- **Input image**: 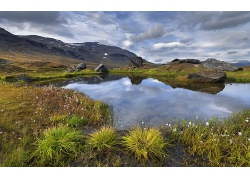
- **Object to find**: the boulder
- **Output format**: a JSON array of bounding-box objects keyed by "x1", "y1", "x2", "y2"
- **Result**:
[
  {"x1": 129, "y1": 56, "x2": 144, "y2": 68},
  {"x1": 188, "y1": 70, "x2": 227, "y2": 83},
  {"x1": 76, "y1": 63, "x2": 86, "y2": 70},
  {"x1": 95, "y1": 64, "x2": 109, "y2": 72},
  {"x1": 203, "y1": 58, "x2": 240, "y2": 71},
  {"x1": 171, "y1": 58, "x2": 200, "y2": 64}
]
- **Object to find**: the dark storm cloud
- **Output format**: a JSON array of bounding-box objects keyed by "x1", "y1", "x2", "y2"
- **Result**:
[
  {"x1": 0, "y1": 11, "x2": 67, "y2": 25},
  {"x1": 177, "y1": 11, "x2": 250, "y2": 31},
  {"x1": 242, "y1": 37, "x2": 249, "y2": 41},
  {"x1": 131, "y1": 24, "x2": 164, "y2": 42},
  {"x1": 228, "y1": 51, "x2": 237, "y2": 54},
  {"x1": 0, "y1": 11, "x2": 74, "y2": 39}
]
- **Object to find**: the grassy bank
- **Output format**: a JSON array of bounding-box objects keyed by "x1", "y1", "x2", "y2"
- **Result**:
[
  {"x1": 1, "y1": 80, "x2": 250, "y2": 167},
  {"x1": 110, "y1": 66, "x2": 250, "y2": 83}
]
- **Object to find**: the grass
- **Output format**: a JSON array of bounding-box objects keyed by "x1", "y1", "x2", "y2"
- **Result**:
[
  {"x1": 226, "y1": 67, "x2": 250, "y2": 83},
  {"x1": 122, "y1": 126, "x2": 169, "y2": 164},
  {"x1": 1, "y1": 60, "x2": 250, "y2": 167},
  {"x1": 86, "y1": 126, "x2": 118, "y2": 152},
  {"x1": 162, "y1": 110, "x2": 250, "y2": 166},
  {"x1": 31, "y1": 124, "x2": 83, "y2": 166}
]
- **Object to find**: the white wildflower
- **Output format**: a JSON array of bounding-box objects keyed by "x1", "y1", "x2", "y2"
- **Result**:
[
  {"x1": 142, "y1": 121, "x2": 144, "y2": 125},
  {"x1": 189, "y1": 122, "x2": 192, "y2": 125},
  {"x1": 173, "y1": 128, "x2": 177, "y2": 132},
  {"x1": 0, "y1": 131, "x2": 3, "y2": 134},
  {"x1": 169, "y1": 124, "x2": 171, "y2": 127},
  {"x1": 206, "y1": 122, "x2": 209, "y2": 126},
  {"x1": 229, "y1": 139, "x2": 233, "y2": 144},
  {"x1": 245, "y1": 119, "x2": 249, "y2": 123},
  {"x1": 248, "y1": 138, "x2": 250, "y2": 142},
  {"x1": 238, "y1": 132, "x2": 242, "y2": 136}
]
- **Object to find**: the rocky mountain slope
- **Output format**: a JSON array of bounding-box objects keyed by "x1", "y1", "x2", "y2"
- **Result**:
[{"x1": 0, "y1": 28, "x2": 152, "y2": 68}]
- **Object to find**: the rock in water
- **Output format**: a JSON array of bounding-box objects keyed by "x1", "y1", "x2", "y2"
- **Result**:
[
  {"x1": 188, "y1": 70, "x2": 227, "y2": 83},
  {"x1": 95, "y1": 64, "x2": 109, "y2": 72},
  {"x1": 203, "y1": 58, "x2": 240, "y2": 71},
  {"x1": 76, "y1": 63, "x2": 86, "y2": 70}
]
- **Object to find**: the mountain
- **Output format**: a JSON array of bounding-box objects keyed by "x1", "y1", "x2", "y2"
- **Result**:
[
  {"x1": 0, "y1": 28, "x2": 153, "y2": 68},
  {"x1": 228, "y1": 60, "x2": 250, "y2": 68}
]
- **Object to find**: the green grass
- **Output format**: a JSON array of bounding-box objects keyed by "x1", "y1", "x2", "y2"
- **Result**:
[
  {"x1": 66, "y1": 115, "x2": 89, "y2": 127},
  {"x1": 122, "y1": 126, "x2": 169, "y2": 164},
  {"x1": 163, "y1": 110, "x2": 250, "y2": 166},
  {"x1": 31, "y1": 124, "x2": 84, "y2": 166},
  {"x1": 1, "y1": 64, "x2": 250, "y2": 166},
  {"x1": 86, "y1": 126, "x2": 118, "y2": 152}
]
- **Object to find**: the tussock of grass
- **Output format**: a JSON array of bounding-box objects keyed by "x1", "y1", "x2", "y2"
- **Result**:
[
  {"x1": 122, "y1": 126, "x2": 168, "y2": 164},
  {"x1": 32, "y1": 124, "x2": 83, "y2": 166},
  {"x1": 87, "y1": 126, "x2": 118, "y2": 152}
]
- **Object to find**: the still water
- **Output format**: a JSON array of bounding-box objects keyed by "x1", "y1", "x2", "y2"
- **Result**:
[{"x1": 62, "y1": 74, "x2": 250, "y2": 129}]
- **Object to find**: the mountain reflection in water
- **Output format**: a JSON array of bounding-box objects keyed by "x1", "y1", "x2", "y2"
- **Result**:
[{"x1": 63, "y1": 74, "x2": 250, "y2": 129}]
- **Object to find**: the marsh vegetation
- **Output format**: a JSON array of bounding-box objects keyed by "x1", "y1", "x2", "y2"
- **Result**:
[{"x1": 0, "y1": 62, "x2": 250, "y2": 167}]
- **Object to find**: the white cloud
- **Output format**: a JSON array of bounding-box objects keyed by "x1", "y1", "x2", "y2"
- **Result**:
[
  {"x1": 152, "y1": 42, "x2": 186, "y2": 50},
  {"x1": 123, "y1": 40, "x2": 133, "y2": 47}
]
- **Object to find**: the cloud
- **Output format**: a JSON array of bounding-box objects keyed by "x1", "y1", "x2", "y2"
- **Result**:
[
  {"x1": 154, "y1": 59, "x2": 163, "y2": 63},
  {"x1": 152, "y1": 42, "x2": 185, "y2": 50},
  {"x1": 85, "y1": 12, "x2": 113, "y2": 25},
  {"x1": 0, "y1": 11, "x2": 75, "y2": 39},
  {"x1": 0, "y1": 11, "x2": 67, "y2": 25},
  {"x1": 130, "y1": 24, "x2": 164, "y2": 42},
  {"x1": 177, "y1": 11, "x2": 250, "y2": 31},
  {"x1": 201, "y1": 13, "x2": 250, "y2": 30},
  {"x1": 123, "y1": 40, "x2": 133, "y2": 47},
  {"x1": 180, "y1": 37, "x2": 193, "y2": 44},
  {"x1": 228, "y1": 51, "x2": 237, "y2": 54}
]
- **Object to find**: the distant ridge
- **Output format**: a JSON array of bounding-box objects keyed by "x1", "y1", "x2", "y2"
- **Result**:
[
  {"x1": 0, "y1": 27, "x2": 154, "y2": 68},
  {"x1": 228, "y1": 60, "x2": 250, "y2": 67}
]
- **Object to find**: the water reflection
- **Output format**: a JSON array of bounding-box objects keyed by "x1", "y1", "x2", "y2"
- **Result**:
[{"x1": 63, "y1": 75, "x2": 250, "y2": 129}]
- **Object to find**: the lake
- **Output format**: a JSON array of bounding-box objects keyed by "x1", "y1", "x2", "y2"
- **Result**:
[{"x1": 62, "y1": 74, "x2": 250, "y2": 129}]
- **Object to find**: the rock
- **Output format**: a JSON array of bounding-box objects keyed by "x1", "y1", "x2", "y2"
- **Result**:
[
  {"x1": 171, "y1": 58, "x2": 200, "y2": 64},
  {"x1": 16, "y1": 74, "x2": 34, "y2": 83},
  {"x1": 95, "y1": 64, "x2": 109, "y2": 72},
  {"x1": 188, "y1": 70, "x2": 227, "y2": 83},
  {"x1": 76, "y1": 63, "x2": 86, "y2": 70},
  {"x1": 203, "y1": 58, "x2": 240, "y2": 71},
  {"x1": 129, "y1": 56, "x2": 144, "y2": 68}
]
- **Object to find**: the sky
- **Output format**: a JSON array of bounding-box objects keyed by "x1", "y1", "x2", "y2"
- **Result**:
[{"x1": 1, "y1": 1, "x2": 250, "y2": 64}]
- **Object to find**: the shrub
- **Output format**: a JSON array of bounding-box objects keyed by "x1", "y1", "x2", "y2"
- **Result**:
[
  {"x1": 122, "y1": 126, "x2": 168, "y2": 164},
  {"x1": 32, "y1": 124, "x2": 83, "y2": 166}
]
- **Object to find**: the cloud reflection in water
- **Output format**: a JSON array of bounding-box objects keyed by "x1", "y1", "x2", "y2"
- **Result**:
[{"x1": 64, "y1": 77, "x2": 250, "y2": 129}]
